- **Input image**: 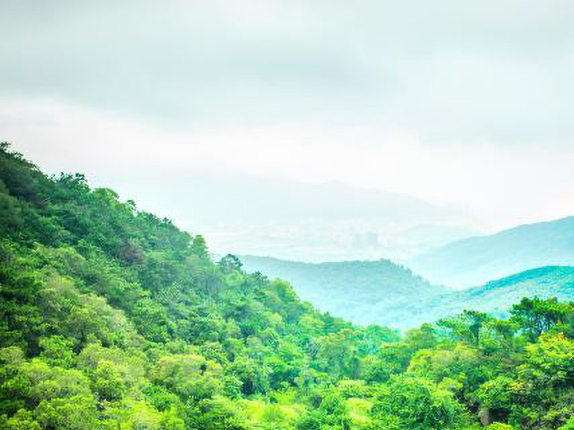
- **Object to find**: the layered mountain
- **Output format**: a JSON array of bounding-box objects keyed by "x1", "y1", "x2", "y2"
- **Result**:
[
  {"x1": 409, "y1": 216, "x2": 574, "y2": 288},
  {"x1": 239, "y1": 255, "x2": 448, "y2": 325},
  {"x1": 360, "y1": 266, "x2": 574, "y2": 329},
  {"x1": 241, "y1": 253, "x2": 574, "y2": 329}
]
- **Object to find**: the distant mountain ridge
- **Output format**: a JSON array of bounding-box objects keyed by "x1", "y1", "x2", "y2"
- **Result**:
[
  {"x1": 409, "y1": 216, "x2": 574, "y2": 288},
  {"x1": 363, "y1": 266, "x2": 574, "y2": 328},
  {"x1": 241, "y1": 254, "x2": 574, "y2": 330},
  {"x1": 239, "y1": 255, "x2": 447, "y2": 325}
]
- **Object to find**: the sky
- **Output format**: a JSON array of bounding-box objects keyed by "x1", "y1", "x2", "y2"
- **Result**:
[{"x1": 1, "y1": 0, "x2": 574, "y2": 256}]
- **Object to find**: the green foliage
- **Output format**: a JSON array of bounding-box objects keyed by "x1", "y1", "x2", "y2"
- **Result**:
[
  {"x1": 151, "y1": 353, "x2": 224, "y2": 399},
  {"x1": 511, "y1": 297, "x2": 573, "y2": 341},
  {"x1": 91, "y1": 360, "x2": 126, "y2": 401},
  {"x1": 371, "y1": 375, "x2": 465, "y2": 430},
  {"x1": 39, "y1": 336, "x2": 76, "y2": 368}
]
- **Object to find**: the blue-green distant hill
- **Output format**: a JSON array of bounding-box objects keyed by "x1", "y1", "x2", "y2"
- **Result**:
[
  {"x1": 239, "y1": 255, "x2": 448, "y2": 325},
  {"x1": 409, "y1": 216, "x2": 574, "y2": 288},
  {"x1": 359, "y1": 266, "x2": 574, "y2": 328},
  {"x1": 241, "y1": 254, "x2": 574, "y2": 329}
]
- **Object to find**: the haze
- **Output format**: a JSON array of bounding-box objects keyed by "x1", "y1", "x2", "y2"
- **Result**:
[{"x1": 2, "y1": 0, "x2": 574, "y2": 260}]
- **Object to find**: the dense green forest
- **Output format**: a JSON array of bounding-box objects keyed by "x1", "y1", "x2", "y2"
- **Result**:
[
  {"x1": 3, "y1": 143, "x2": 574, "y2": 429},
  {"x1": 239, "y1": 255, "x2": 445, "y2": 327}
]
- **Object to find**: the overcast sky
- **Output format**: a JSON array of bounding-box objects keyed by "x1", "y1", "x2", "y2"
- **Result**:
[{"x1": 1, "y1": 0, "x2": 574, "y2": 233}]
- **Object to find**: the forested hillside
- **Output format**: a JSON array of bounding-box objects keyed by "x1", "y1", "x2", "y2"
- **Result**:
[
  {"x1": 4, "y1": 143, "x2": 574, "y2": 429},
  {"x1": 410, "y1": 217, "x2": 574, "y2": 287},
  {"x1": 240, "y1": 257, "x2": 574, "y2": 329},
  {"x1": 239, "y1": 255, "x2": 446, "y2": 325}
]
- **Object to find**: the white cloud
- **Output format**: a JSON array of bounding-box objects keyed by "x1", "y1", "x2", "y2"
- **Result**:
[
  {"x1": 1, "y1": 0, "x2": 573, "y2": 142},
  {"x1": 3, "y1": 97, "x2": 574, "y2": 232}
]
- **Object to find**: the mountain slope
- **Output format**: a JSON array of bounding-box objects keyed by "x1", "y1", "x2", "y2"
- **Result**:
[
  {"x1": 0, "y1": 143, "x2": 403, "y2": 429},
  {"x1": 359, "y1": 266, "x2": 574, "y2": 328},
  {"x1": 409, "y1": 216, "x2": 574, "y2": 288},
  {"x1": 239, "y1": 255, "x2": 447, "y2": 325}
]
